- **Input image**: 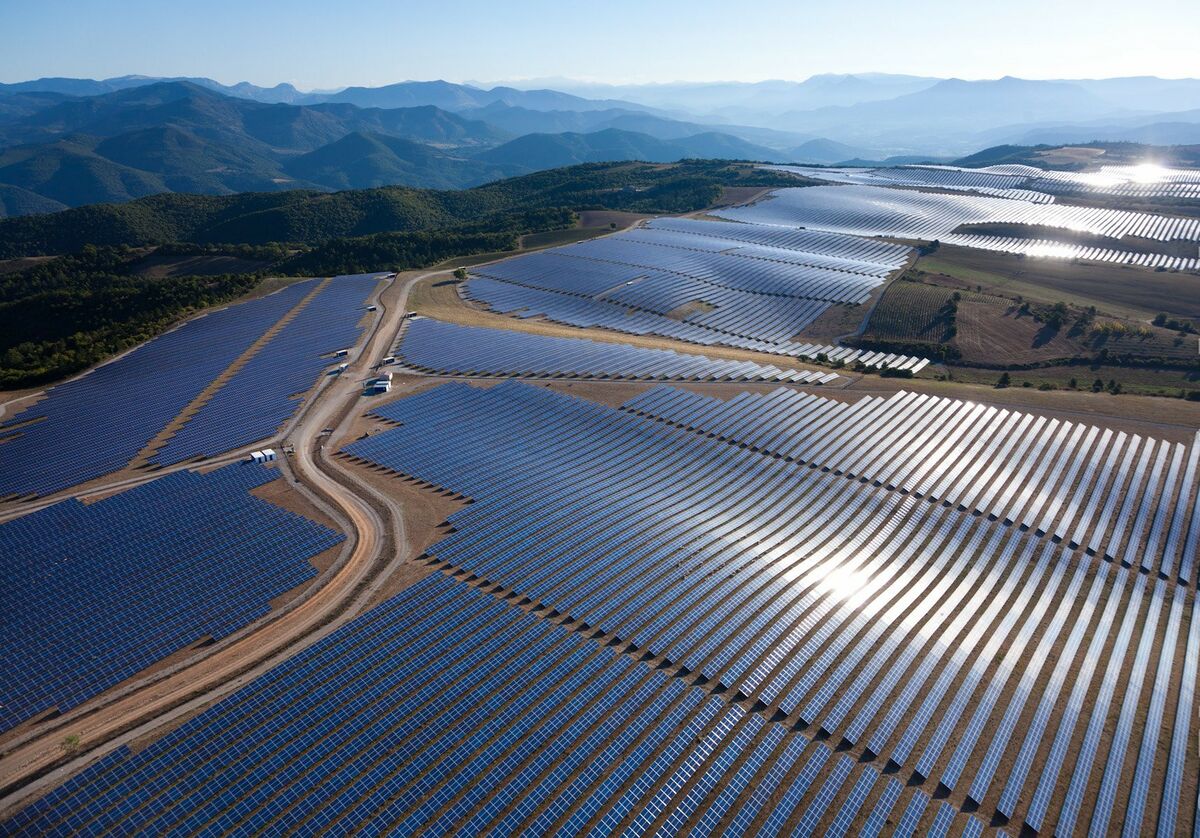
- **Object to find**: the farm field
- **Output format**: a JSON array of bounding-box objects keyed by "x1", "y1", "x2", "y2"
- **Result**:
[{"x1": 917, "y1": 244, "x2": 1200, "y2": 320}]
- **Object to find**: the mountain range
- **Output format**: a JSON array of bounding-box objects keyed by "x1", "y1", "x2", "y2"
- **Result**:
[{"x1": 0, "y1": 73, "x2": 1198, "y2": 216}]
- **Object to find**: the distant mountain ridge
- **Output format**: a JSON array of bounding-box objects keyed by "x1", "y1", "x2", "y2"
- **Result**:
[
  {"x1": 0, "y1": 82, "x2": 794, "y2": 214},
  {"x1": 2, "y1": 72, "x2": 1200, "y2": 215}
]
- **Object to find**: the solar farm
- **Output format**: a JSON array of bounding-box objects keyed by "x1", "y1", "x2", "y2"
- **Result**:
[
  {"x1": 463, "y1": 217, "x2": 927, "y2": 370},
  {"x1": 716, "y1": 183, "x2": 1200, "y2": 271},
  {"x1": 2, "y1": 175, "x2": 1199, "y2": 838},
  {"x1": 0, "y1": 274, "x2": 381, "y2": 500}
]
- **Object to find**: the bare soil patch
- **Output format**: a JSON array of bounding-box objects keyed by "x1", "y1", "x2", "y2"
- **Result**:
[
  {"x1": 793, "y1": 301, "x2": 870, "y2": 344},
  {"x1": 953, "y1": 299, "x2": 1079, "y2": 364},
  {"x1": 711, "y1": 186, "x2": 776, "y2": 207},
  {"x1": 917, "y1": 245, "x2": 1200, "y2": 320},
  {"x1": 577, "y1": 210, "x2": 651, "y2": 229},
  {"x1": 0, "y1": 256, "x2": 54, "y2": 275}
]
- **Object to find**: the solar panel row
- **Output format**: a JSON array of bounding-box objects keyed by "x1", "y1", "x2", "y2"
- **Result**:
[
  {"x1": 0, "y1": 281, "x2": 316, "y2": 498},
  {"x1": 771, "y1": 162, "x2": 1200, "y2": 201},
  {"x1": 3, "y1": 572, "x2": 950, "y2": 836},
  {"x1": 0, "y1": 273, "x2": 382, "y2": 499},
  {"x1": 151, "y1": 274, "x2": 381, "y2": 465},
  {"x1": 622, "y1": 385, "x2": 1199, "y2": 576},
  {"x1": 393, "y1": 318, "x2": 841, "y2": 383},
  {"x1": 463, "y1": 217, "x2": 925, "y2": 370},
  {"x1": 0, "y1": 463, "x2": 342, "y2": 733},
  {"x1": 716, "y1": 184, "x2": 1200, "y2": 271},
  {"x1": 335, "y1": 380, "x2": 1196, "y2": 834}
]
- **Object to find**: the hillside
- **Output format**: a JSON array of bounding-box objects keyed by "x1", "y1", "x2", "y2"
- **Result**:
[
  {"x1": 0, "y1": 160, "x2": 802, "y2": 386},
  {"x1": 0, "y1": 160, "x2": 802, "y2": 255},
  {"x1": 954, "y1": 142, "x2": 1200, "y2": 170},
  {"x1": 477, "y1": 128, "x2": 780, "y2": 171},
  {"x1": 0, "y1": 82, "x2": 791, "y2": 214},
  {"x1": 282, "y1": 132, "x2": 518, "y2": 190}
]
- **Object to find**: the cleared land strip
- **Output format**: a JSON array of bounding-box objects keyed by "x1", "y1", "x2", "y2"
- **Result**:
[{"x1": 130, "y1": 277, "x2": 332, "y2": 468}]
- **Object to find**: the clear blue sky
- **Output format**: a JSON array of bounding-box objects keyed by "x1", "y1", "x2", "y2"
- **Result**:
[{"x1": 2, "y1": 0, "x2": 1197, "y2": 88}]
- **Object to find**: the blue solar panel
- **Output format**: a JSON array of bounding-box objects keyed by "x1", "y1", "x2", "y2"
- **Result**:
[
  {"x1": 152, "y1": 274, "x2": 380, "y2": 465},
  {"x1": 0, "y1": 282, "x2": 315, "y2": 498},
  {"x1": 0, "y1": 463, "x2": 341, "y2": 732}
]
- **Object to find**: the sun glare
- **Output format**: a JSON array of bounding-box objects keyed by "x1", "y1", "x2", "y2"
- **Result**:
[
  {"x1": 1128, "y1": 162, "x2": 1169, "y2": 184},
  {"x1": 819, "y1": 563, "x2": 873, "y2": 601}
]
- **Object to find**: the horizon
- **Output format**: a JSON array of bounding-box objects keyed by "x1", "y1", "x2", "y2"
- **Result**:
[
  {"x1": 8, "y1": 71, "x2": 1200, "y2": 96},
  {"x1": 3, "y1": 0, "x2": 1198, "y2": 88}
]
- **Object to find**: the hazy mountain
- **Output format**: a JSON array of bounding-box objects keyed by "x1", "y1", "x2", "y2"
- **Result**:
[
  {"x1": 476, "y1": 127, "x2": 780, "y2": 171},
  {"x1": 303, "y1": 80, "x2": 650, "y2": 114},
  {"x1": 776, "y1": 77, "x2": 1135, "y2": 152},
  {"x1": 283, "y1": 131, "x2": 517, "y2": 190},
  {"x1": 0, "y1": 75, "x2": 309, "y2": 104},
  {"x1": 460, "y1": 102, "x2": 822, "y2": 150},
  {"x1": 504, "y1": 74, "x2": 940, "y2": 119},
  {"x1": 785, "y1": 138, "x2": 872, "y2": 164},
  {"x1": 1065, "y1": 77, "x2": 1200, "y2": 113},
  {"x1": 1011, "y1": 119, "x2": 1200, "y2": 147}
]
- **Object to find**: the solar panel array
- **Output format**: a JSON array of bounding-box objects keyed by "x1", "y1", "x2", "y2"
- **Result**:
[
  {"x1": 716, "y1": 184, "x2": 1200, "y2": 271},
  {"x1": 0, "y1": 275, "x2": 381, "y2": 499},
  {"x1": 328, "y1": 380, "x2": 1198, "y2": 835},
  {"x1": 394, "y1": 318, "x2": 841, "y2": 383},
  {"x1": 768, "y1": 164, "x2": 1057, "y2": 203},
  {"x1": 3, "y1": 572, "x2": 993, "y2": 836},
  {"x1": 464, "y1": 218, "x2": 925, "y2": 370},
  {"x1": 623, "y1": 385, "x2": 1200, "y2": 578},
  {"x1": 150, "y1": 274, "x2": 380, "y2": 466},
  {"x1": 0, "y1": 281, "x2": 317, "y2": 499},
  {"x1": 0, "y1": 463, "x2": 343, "y2": 733},
  {"x1": 772, "y1": 162, "x2": 1200, "y2": 200}
]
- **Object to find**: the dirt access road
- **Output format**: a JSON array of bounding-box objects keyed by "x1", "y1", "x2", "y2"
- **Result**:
[{"x1": 0, "y1": 270, "x2": 433, "y2": 816}]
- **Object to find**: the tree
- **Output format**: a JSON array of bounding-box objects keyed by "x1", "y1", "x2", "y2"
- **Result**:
[
  {"x1": 995, "y1": 372, "x2": 1011, "y2": 388},
  {"x1": 452, "y1": 267, "x2": 468, "y2": 282},
  {"x1": 1092, "y1": 378, "x2": 1104, "y2": 392}
]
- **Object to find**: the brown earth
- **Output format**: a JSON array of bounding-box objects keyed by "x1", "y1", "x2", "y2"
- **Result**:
[{"x1": 916, "y1": 245, "x2": 1200, "y2": 320}]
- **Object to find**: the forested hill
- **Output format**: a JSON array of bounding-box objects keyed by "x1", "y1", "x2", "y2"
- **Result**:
[
  {"x1": 0, "y1": 161, "x2": 804, "y2": 388},
  {"x1": 0, "y1": 160, "x2": 801, "y2": 258}
]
